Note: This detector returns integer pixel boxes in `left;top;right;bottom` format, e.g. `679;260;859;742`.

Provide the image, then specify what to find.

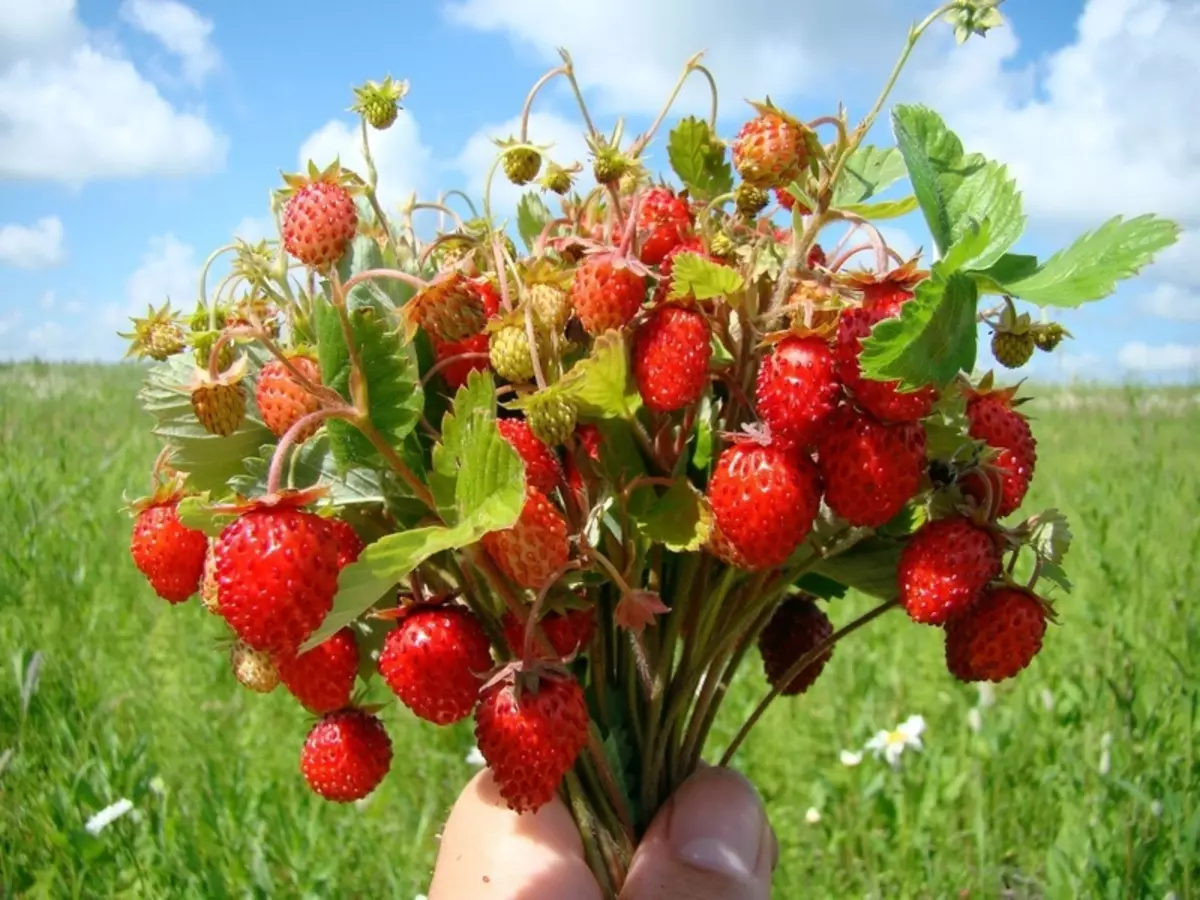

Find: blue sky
1;0;1197;380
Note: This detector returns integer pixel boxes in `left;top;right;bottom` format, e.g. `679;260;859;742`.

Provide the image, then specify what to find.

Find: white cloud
119;0;218;85
125;233;199;313
298;110;432;213
0;1;226;184
453;110;592;225
233;214;275;244
1117;342;1200;373
40;290;56;310
1137;283;1200;322
0;216;66;268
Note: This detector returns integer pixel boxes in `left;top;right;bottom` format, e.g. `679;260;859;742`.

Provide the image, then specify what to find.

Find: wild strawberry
379;604;492;725
775;186;810;215
1033;322;1069;352
120;302;185;361
275;627;360;714
570;254;646;334
963;390;1037;518
735;183;769;218
817;405;926;528
213;497;340;656
991;330;1035;369
280;164;357;271
351;75;406;131
706;518;751;569
898;517;1001;625
632;304;712;413
410;272;487;343
482;488;571;589
808;244;827;270
564;424;602;496
230;641;279;694
199;540;220;613
498;418;563;494
945;587;1048;683
637;186;692;265
325;517;364;570
474;670;589;813
653;236;706;304
256;355;324;441
755;336;839;447
836;305;937;423
708;440;822;571
732;105;807;187
432;277;500;391
130;494;208;604
501;607;597;659
758;597;834;695
301;709;393;803
489;322;546;384
502;147;543;186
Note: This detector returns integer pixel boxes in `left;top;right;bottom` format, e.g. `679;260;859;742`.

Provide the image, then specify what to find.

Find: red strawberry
378;604;492;725
570;253;646;334
130;496;208;604
653;236;706;304
837;305;937;423
963;390;1037;518
754;336;839;447
732;108;807;187
498;418;563;495
758;597;834;695
632;304;712;413
431;277;501;392
275;627;360;714
213;499;339;655
708;440;822;570
945;587;1048;683
898;517;1001;625
300;709;393;803
474;670;589;813
808;244;827;270
637;186;692;265
255;355;324;441
774;186;811;215
282;179;358;271
482;488;571;589
564;424;603;496
326;517;364;570
817;405;926;527
501;607;597;659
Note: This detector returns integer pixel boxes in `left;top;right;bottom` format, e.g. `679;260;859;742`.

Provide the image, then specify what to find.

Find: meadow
1;362;1196;899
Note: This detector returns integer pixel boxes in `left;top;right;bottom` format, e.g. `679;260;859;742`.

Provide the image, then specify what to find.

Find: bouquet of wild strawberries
121;1;1178;893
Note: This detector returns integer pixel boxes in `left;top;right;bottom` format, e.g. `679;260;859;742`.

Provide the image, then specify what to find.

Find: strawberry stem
339;267;428;296
556;48;600;140
197;242;239;331
408;201;465;232
266;406;355;494
629;51;712;158
519;66;568;142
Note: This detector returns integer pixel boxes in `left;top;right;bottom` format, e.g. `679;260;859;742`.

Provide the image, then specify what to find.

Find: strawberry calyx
209;486;330;518
481;658;574;700
276;158;363;201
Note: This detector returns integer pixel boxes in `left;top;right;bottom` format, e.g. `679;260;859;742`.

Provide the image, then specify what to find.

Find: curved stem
267;407;355;494
440;188;479;218
419;351;490;388
630;51;708;158
410;201;465;231
150;445;175;490
557;48;600;139
520;66;568;140
693;63;719;129
481;152;505;233
199;243;238;331
341;267;428;296
534;216;571;256
522;559;583;660
493;234;515;314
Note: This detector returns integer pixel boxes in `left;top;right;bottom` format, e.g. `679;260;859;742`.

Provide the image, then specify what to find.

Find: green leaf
337;235;420;311
229;436;385;507
838;195;919;221
668;253;744;301
1038;561;1073;595
139;355;274;495
690;394;716;471
938;219;993;275
859;271;979;390
970;252;1039;295
991;215;1181;308
175;493;236;537
794;572;849;600
517;192;554;253
810;538;902;601
631;480;712;552
559;331;638;419
892;105;1025;269
314;295;423;469
1029;509;1073;565
430;370;525;528
831;145;907;206
666;117;733;202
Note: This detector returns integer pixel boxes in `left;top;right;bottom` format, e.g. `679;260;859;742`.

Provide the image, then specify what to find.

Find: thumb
621;767;777;900
427;769;603;900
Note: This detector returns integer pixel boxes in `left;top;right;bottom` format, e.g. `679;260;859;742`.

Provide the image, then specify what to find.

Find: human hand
427;766;777;899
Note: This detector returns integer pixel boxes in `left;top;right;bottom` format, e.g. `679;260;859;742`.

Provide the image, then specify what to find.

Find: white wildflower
804;807;821;825
865;715;926;767
1041;688;1055;712
85;798;134;836
839;749;863;767
1099;732;1112;776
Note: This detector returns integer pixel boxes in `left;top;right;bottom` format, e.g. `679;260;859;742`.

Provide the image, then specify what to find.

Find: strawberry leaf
986;215;1181;308
517;192;554;252
830;145;907;206
838;195;919;221
175;493;236;537
667;117;733;202
631;480;712;552
970;252;1039;295
892;105;1024;270
808;538;903;601
668;252;744;302
859;270;979;390
1028;509;1073;565
229;436;386;507
559;330;640;419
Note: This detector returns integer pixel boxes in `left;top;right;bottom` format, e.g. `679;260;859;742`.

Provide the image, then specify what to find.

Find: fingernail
666;768;767;879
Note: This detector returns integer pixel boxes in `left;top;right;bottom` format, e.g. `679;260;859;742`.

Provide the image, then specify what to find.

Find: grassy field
1;362;1197;898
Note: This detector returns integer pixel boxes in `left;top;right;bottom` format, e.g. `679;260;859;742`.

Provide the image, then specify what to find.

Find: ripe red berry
431;277;501;392
758;597;834;695
213;504;339;655
498;418;563;495
501;607;597;659
274;627;360;714
255;355;324;441
637;186;692;265
898;517;1002;625
945;587;1048;683
708;441;822;571
482;488;571;589
282;180;358;271
474;672;589;813
130;498;208;604
632;304;712;413
817;405;926;527
378;604;492;725
570;254;646;334
755;336;839;447
300;709;393;803
963;392;1038;518
326;517;364;570
732;111;806;187
836;305;936;423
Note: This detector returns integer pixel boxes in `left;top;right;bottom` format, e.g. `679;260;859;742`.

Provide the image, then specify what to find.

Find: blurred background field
1;362;1196;899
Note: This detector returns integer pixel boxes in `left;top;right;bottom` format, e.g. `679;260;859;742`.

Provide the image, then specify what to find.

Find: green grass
1;363;1197;898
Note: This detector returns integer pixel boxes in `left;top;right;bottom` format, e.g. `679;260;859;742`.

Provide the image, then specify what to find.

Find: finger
621;767;777;900
428;769;604;900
